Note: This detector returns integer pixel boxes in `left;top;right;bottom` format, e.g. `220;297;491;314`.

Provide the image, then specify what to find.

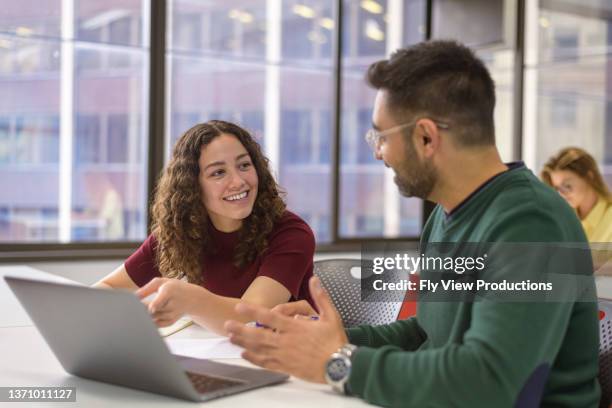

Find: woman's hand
136;278;202;327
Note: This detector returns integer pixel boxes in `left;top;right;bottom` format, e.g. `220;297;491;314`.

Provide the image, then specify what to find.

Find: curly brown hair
150;120;286;283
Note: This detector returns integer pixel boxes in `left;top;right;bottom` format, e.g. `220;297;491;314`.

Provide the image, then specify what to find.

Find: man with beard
224;40;601;407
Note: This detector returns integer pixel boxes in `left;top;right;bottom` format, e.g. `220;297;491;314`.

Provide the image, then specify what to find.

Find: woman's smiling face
199;133;259;232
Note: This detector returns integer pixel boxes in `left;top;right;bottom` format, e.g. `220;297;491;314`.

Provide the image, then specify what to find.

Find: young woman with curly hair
95;120;315;335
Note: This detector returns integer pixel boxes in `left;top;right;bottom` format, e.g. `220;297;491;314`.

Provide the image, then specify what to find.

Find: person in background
542;147;612;274
94;120;315;335
74;172;124;240
541;147;612;243
92;173;124;240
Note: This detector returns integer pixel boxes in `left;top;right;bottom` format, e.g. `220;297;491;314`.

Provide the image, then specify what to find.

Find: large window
5;1;601;256
524;1;612;186
0;1;149;243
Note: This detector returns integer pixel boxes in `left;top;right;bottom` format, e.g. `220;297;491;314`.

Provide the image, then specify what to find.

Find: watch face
326;357;349;382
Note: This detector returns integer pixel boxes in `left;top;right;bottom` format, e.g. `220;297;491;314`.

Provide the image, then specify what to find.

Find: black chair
313;258;406;327
599;298;612;408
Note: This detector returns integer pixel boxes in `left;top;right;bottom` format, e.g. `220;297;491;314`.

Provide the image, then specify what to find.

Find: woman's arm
93;264;139;290
195;276;291;335
136;276;291;336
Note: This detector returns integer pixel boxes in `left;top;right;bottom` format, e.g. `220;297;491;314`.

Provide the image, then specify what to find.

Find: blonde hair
541;147;611;201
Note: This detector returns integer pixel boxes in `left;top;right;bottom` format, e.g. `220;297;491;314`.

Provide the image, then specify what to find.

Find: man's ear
415;119;441;158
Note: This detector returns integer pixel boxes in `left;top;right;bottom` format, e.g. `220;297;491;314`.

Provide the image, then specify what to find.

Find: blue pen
246;315;318;328
245;321;270;329
291;315;320;321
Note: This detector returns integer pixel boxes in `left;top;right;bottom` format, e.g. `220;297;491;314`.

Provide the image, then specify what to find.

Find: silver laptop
4;276;288;402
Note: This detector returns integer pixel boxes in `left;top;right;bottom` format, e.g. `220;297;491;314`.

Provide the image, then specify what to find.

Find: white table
3;265;611;407
0;266;371;407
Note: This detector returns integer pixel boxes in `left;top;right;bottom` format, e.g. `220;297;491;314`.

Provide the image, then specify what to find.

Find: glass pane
0;1;61;38
167;56;266;146
170;0;266;58
282;0;334;61
76;0;146;47
0;35;61;242
72;44;148;241
478;48;515;162
0;2;148;243
339;0;426;238
167;0;335;243
530;3;612;187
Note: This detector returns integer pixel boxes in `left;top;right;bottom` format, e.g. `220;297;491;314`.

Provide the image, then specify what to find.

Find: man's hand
271;299;318;319
224;277;348;383
136;277;200;327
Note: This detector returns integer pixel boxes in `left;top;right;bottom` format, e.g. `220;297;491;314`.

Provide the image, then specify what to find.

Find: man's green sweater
347;164;600;407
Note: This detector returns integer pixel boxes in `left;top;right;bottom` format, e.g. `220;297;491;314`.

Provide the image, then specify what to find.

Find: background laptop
4;276;288;402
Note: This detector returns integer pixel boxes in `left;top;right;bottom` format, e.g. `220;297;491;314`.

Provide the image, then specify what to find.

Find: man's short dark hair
367;40;496;147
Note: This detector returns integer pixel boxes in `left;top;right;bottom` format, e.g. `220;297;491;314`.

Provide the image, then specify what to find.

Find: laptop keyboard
185;371;246;394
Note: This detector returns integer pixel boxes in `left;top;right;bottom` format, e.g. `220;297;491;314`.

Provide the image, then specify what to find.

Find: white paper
165;337;244;359
158;316;193;337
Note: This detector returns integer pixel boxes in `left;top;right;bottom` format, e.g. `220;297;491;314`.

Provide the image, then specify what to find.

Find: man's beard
393;141;437;199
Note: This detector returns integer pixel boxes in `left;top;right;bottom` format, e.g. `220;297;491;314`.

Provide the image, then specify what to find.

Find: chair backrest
313;258;405;327
599;298;612;408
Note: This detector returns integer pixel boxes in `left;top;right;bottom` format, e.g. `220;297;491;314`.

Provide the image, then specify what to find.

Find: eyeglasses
555;181;574;195
364;118;450;152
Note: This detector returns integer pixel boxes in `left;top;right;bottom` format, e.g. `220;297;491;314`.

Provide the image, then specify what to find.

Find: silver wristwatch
325;344;358;394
